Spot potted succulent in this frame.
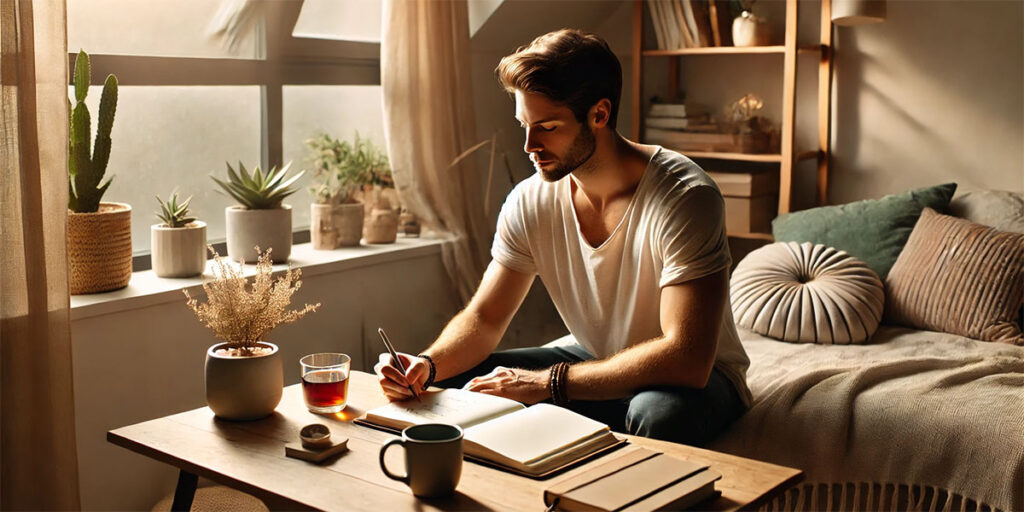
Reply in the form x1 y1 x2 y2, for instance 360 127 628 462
151 191 206 278
184 247 320 420
211 161 304 263
66 50 131 294
305 133 368 249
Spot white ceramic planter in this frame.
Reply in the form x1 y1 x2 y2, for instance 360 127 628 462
310 202 364 249
151 221 207 277
732 11 771 47
205 342 283 421
225 205 292 263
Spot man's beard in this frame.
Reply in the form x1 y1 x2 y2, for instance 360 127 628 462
537 125 596 183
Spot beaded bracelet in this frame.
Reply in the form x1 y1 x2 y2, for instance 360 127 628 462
418 354 437 390
549 362 571 406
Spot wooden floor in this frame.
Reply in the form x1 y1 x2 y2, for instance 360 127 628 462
109 371 802 511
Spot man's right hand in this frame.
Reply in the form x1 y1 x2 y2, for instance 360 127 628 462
373 352 431 402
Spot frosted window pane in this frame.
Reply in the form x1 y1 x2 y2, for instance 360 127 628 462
73 86 262 254
67 0 260 59
292 0 382 42
282 86 387 229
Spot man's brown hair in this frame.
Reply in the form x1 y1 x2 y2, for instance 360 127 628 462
496 29 622 129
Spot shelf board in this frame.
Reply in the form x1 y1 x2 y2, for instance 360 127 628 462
728 232 775 241
642 45 822 57
683 151 782 163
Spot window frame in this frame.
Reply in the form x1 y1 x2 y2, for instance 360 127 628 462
67 0 382 270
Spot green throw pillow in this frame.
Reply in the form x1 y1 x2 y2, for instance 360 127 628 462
771 183 958 279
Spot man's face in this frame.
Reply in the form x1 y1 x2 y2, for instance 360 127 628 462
514 91 596 182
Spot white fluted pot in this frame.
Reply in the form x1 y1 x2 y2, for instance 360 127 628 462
151 221 207 277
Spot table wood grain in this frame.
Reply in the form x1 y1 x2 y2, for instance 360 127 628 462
108 371 802 511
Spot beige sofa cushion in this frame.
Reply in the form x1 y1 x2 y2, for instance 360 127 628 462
730 242 885 344
949 189 1024 235
884 208 1024 345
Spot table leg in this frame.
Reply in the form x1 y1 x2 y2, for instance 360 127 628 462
170 470 198 511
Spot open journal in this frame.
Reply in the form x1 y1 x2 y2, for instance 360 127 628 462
361 389 623 477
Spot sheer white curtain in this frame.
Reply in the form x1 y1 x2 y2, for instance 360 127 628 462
381 0 491 303
0 0 81 508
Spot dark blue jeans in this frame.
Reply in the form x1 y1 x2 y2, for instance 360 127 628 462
436 344 747 446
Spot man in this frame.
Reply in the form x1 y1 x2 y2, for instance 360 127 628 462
375 29 750 445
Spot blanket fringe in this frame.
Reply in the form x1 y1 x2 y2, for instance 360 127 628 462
760 482 1000 512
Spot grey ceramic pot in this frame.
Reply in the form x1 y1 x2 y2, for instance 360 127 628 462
225 205 291 263
204 342 283 421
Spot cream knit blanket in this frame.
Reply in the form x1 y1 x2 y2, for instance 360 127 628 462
710 326 1024 511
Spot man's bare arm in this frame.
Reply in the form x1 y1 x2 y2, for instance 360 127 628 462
374 260 534 400
564 268 727 400
464 267 727 403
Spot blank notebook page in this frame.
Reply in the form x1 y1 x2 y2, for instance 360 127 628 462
464 403 609 465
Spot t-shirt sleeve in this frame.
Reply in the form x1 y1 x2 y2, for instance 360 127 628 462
658 184 732 287
490 186 537 274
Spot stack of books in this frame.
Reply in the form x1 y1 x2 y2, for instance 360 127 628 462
647 0 734 50
645 103 711 132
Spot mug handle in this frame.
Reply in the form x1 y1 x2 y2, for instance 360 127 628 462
379 438 409 485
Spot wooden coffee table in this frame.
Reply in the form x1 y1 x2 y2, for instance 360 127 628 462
108 371 801 511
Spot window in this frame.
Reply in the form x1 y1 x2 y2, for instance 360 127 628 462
67 0 383 257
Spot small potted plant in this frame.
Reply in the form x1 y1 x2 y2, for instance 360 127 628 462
211 161 304 263
67 50 131 294
184 247 320 420
305 133 368 249
350 135 399 244
151 191 206 277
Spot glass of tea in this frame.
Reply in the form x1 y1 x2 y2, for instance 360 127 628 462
300 353 351 414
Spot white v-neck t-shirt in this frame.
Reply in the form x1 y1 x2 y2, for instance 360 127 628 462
491 147 751 405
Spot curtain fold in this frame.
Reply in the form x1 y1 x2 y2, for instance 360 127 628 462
381 0 491 304
1 0 82 508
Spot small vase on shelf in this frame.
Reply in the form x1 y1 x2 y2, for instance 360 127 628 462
732 11 771 47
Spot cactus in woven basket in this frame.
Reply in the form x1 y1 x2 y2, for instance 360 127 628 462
155 191 197 228
211 161 305 210
68 50 119 213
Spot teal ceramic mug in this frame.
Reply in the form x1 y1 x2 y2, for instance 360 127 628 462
379 423 463 497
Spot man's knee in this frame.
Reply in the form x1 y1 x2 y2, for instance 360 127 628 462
624 385 741 446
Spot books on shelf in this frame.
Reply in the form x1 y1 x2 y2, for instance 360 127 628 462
645 127 770 154
360 388 623 477
647 0 735 50
543 446 722 511
645 114 710 130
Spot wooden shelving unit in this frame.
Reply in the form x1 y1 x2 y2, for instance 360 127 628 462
631 0 834 238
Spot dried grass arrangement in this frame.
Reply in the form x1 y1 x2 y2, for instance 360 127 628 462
184 246 320 355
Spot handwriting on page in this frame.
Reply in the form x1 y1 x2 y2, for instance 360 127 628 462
372 389 524 429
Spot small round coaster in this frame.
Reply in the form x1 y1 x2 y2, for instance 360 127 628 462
299 423 332 450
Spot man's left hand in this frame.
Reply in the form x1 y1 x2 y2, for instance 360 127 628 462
463 366 549 404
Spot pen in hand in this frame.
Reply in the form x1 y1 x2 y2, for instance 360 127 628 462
377 327 422 403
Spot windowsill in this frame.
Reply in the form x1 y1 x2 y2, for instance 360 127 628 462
70 236 446 320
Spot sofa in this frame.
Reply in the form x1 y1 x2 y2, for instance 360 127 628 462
708 188 1024 512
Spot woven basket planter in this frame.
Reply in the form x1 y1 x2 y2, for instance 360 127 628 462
310 202 363 249
67 202 133 294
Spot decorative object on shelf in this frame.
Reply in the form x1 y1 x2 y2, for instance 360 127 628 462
151 190 206 278
724 93 775 153
305 132 373 249
66 50 132 294
184 246 320 420
399 209 421 237
832 0 886 26
212 161 304 263
732 9 771 47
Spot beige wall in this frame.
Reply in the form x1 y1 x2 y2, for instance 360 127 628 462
829 0 1023 202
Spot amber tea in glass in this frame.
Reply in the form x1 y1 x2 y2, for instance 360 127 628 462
300 353 351 413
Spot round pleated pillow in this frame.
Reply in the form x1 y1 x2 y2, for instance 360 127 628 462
731 242 885 344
